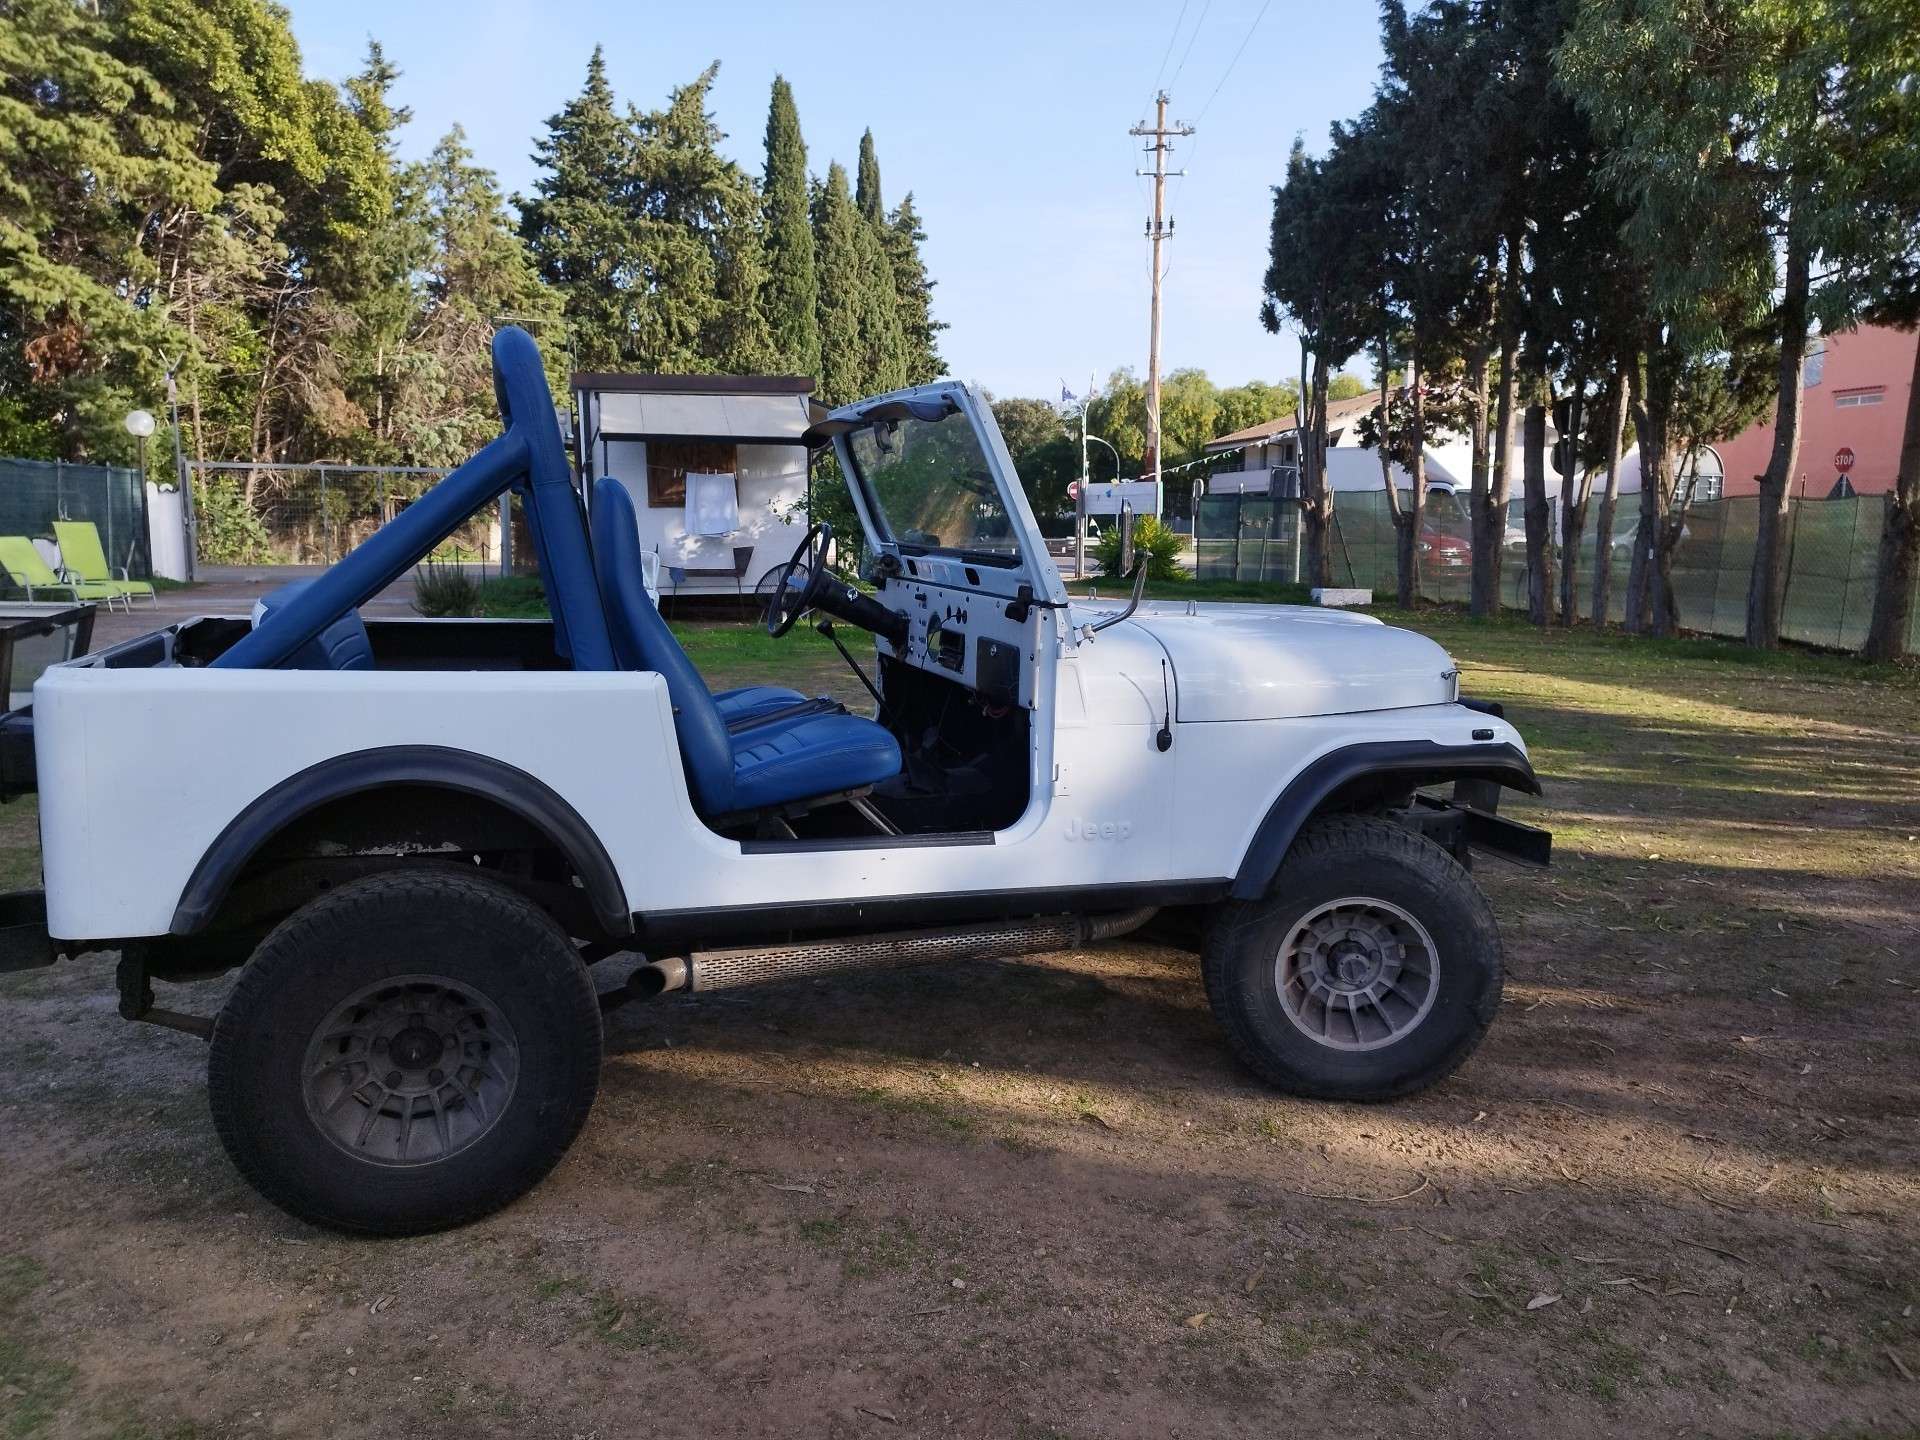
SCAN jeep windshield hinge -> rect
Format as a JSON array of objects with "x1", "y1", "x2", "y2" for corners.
[{"x1": 1004, "y1": 583, "x2": 1067, "y2": 623}]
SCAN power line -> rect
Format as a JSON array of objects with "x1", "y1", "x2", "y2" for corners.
[
  {"x1": 1147, "y1": 0, "x2": 1191, "y2": 103},
  {"x1": 1166, "y1": 0, "x2": 1212, "y2": 92},
  {"x1": 1194, "y1": 0, "x2": 1273, "y2": 122}
]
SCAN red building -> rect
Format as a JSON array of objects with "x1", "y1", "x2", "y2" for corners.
[{"x1": 1714, "y1": 324, "x2": 1916, "y2": 499}]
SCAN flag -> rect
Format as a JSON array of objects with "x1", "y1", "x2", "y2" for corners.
[{"x1": 1060, "y1": 381, "x2": 1077, "y2": 404}]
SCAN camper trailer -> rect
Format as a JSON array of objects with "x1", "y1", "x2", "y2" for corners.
[{"x1": 571, "y1": 372, "x2": 818, "y2": 601}]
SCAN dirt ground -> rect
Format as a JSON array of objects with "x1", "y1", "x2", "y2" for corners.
[{"x1": 2, "y1": 611, "x2": 1917, "y2": 1440}]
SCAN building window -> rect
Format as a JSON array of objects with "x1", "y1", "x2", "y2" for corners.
[
  {"x1": 1680, "y1": 474, "x2": 1723, "y2": 504},
  {"x1": 1834, "y1": 389, "x2": 1885, "y2": 408},
  {"x1": 647, "y1": 440, "x2": 736, "y2": 507}
]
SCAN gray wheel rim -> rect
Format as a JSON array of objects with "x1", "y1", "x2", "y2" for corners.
[
  {"x1": 301, "y1": 974, "x2": 519, "y2": 1167},
  {"x1": 1274, "y1": 897, "x2": 1440, "y2": 1053}
]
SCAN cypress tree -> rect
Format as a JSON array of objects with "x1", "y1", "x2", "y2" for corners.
[
  {"x1": 761, "y1": 76, "x2": 819, "y2": 379},
  {"x1": 854, "y1": 207, "x2": 908, "y2": 394},
  {"x1": 855, "y1": 129, "x2": 884, "y2": 224},
  {"x1": 885, "y1": 194, "x2": 945, "y2": 384},
  {"x1": 811, "y1": 163, "x2": 868, "y2": 403}
]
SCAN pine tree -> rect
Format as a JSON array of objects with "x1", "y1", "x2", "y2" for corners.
[
  {"x1": 885, "y1": 194, "x2": 945, "y2": 384},
  {"x1": 812, "y1": 163, "x2": 871, "y2": 403},
  {"x1": 636, "y1": 64, "x2": 773, "y2": 375},
  {"x1": 397, "y1": 127, "x2": 561, "y2": 466},
  {"x1": 854, "y1": 206, "x2": 907, "y2": 394},
  {"x1": 761, "y1": 76, "x2": 820, "y2": 379},
  {"x1": 337, "y1": 41, "x2": 428, "y2": 461},
  {"x1": 519, "y1": 47, "x2": 643, "y2": 371},
  {"x1": 855, "y1": 129, "x2": 884, "y2": 224}
]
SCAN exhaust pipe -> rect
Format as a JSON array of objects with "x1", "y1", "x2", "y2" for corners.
[{"x1": 628, "y1": 908, "x2": 1157, "y2": 1000}]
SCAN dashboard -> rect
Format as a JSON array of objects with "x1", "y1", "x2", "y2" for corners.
[{"x1": 876, "y1": 574, "x2": 1037, "y2": 709}]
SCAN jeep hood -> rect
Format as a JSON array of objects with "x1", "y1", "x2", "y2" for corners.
[{"x1": 1079, "y1": 601, "x2": 1457, "y2": 722}]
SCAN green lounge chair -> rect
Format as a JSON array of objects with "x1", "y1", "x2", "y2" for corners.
[
  {"x1": 52, "y1": 520, "x2": 156, "y2": 608},
  {"x1": 0, "y1": 536, "x2": 124, "y2": 608}
]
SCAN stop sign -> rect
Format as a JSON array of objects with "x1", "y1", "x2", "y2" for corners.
[{"x1": 1835, "y1": 446, "x2": 1856, "y2": 473}]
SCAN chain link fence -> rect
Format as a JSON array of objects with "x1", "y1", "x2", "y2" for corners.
[
  {"x1": 1195, "y1": 489, "x2": 1920, "y2": 652},
  {"x1": 184, "y1": 462, "x2": 502, "y2": 567},
  {"x1": 0, "y1": 457, "x2": 152, "y2": 579}
]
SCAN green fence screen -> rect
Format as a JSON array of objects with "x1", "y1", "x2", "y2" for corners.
[
  {"x1": 1193, "y1": 489, "x2": 1920, "y2": 652},
  {"x1": 0, "y1": 457, "x2": 151, "y2": 580}
]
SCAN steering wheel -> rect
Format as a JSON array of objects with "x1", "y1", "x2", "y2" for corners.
[{"x1": 765, "y1": 522, "x2": 833, "y2": 638}]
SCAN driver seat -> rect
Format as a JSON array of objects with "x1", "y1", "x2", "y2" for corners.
[{"x1": 591, "y1": 478, "x2": 902, "y2": 822}]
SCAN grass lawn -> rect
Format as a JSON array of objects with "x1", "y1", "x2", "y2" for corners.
[{"x1": 0, "y1": 601, "x2": 1915, "y2": 1437}]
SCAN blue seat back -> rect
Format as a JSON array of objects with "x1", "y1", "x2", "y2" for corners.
[
  {"x1": 590, "y1": 479, "x2": 735, "y2": 814},
  {"x1": 254, "y1": 582, "x2": 373, "y2": 670}
]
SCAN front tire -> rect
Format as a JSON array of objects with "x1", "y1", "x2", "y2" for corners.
[
  {"x1": 208, "y1": 870, "x2": 603, "y2": 1235},
  {"x1": 1203, "y1": 814, "x2": 1502, "y2": 1100}
]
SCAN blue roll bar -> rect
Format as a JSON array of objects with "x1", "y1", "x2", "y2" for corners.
[{"x1": 213, "y1": 327, "x2": 616, "y2": 672}]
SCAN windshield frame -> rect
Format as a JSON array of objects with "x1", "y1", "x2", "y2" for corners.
[{"x1": 841, "y1": 392, "x2": 1026, "y2": 569}]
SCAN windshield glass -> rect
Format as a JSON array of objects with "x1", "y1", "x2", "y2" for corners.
[{"x1": 848, "y1": 407, "x2": 1019, "y2": 563}]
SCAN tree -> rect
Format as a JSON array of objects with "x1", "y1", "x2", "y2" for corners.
[
  {"x1": 391, "y1": 126, "x2": 561, "y2": 467},
  {"x1": 885, "y1": 194, "x2": 945, "y2": 384},
  {"x1": 989, "y1": 395, "x2": 1075, "y2": 527},
  {"x1": 1214, "y1": 380, "x2": 1298, "y2": 439},
  {"x1": 1562, "y1": 0, "x2": 1906, "y2": 649},
  {"x1": 1853, "y1": 0, "x2": 1920, "y2": 660},
  {"x1": 522, "y1": 57, "x2": 774, "y2": 376},
  {"x1": 855, "y1": 128, "x2": 884, "y2": 225},
  {"x1": 518, "y1": 48, "x2": 642, "y2": 372},
  {"x1": 761, "y1": 76, "x2": 819, "y2": 378},
  {"x1": 811, "y1": 162, "x2": 872, "y2": 402},
  {"x1": 1262, "y1": 133, "x2": 1379, "y2": 587}
]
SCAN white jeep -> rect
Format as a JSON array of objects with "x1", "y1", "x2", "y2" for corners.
[{"x1": 0, "y1": 329, "x2": 1548, "y2": 1234}]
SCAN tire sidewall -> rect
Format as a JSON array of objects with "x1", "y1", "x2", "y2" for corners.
[
  {"x1": 1213, "y1": 822, "x2": 1501, "y2": 1098},
  {"x1": 210, "y1": 873, "x2": 602, "y2": 1234}
]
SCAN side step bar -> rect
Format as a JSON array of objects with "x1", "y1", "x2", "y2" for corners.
[{"x1": 627, "y1": 908, "x2": 1160, "y2": 1000}]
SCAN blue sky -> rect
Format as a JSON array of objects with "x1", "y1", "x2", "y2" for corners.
[{"x1": 284, "y1": 1, "x2": 1385, "y2": 399}]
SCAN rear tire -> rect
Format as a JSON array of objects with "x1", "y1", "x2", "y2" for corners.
[
  {"x1": 208, "y1": 870, "x2": 602, "y2": 1235},
  {"x1": 1203, "y1": 814, "x2": 1502, "y2": 1100}
]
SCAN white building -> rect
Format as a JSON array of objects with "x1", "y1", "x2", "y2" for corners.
[{"x1": 571, "y1": 372, "x2": 819, "y2": 600}]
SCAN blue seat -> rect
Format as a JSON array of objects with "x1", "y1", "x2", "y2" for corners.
[
  {"x1": 590, "y1": 479, "x2": 901, "y2": 819},
  {"x1": 717, "y1": 684, "x2": 812, "y2": 724},
  {"x1": 253, "y1": 582, "x2": 373, "y2": 671}
]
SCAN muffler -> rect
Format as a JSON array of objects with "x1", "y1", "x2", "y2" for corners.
[{"x1": 627, "y1": 908, "x2": 1157, "y2": 999}]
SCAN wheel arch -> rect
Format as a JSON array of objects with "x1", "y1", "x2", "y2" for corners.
[
  {"x1": 170, "y1": 745, "x2": 632, "y2": 938},
  {"x1": 1230, "y1": 740, "x2": 1540, "y2": 901}
]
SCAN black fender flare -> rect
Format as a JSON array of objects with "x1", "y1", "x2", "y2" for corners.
[
  {"x1": 170, "y1": 745, "x2": 632, "y2": 937},
  {"x1": 1230, "y1": 739, "x2": 1541, "y2": 900}
]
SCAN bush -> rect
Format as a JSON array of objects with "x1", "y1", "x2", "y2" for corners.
[
  {"x1": 192, "y1": 475, "x2": 273, "y2": 565},
  {"x1": 413, "y1": 560, "x2": 480, "y2": 617},
  {"x1": 1091, "y1": 515, "x2": 1185, "y2": 583}
]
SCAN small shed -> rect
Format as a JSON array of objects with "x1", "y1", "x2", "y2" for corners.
[{"x1": 571, "y1": 372, "x2": 819, "y2": 599}]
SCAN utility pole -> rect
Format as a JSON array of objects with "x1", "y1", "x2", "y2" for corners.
[{"x1": 1131, "y1": 92, "x2": 1193, "y2": 488}]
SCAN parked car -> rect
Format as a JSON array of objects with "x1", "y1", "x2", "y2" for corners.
[{"x1": 0, "y1": 329, "x2": 1549, "y2": 1235}]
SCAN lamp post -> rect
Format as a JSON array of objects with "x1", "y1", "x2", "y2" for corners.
[
  {"x1": 123, "y1": 409, "x2": 156, "y2": 584},
  {"x1": 1077, "y1": 433, "x2": 1122, "y2": 581},
  {"x1": 123, "y1": 408, "x2": 154, "y2": 482}
]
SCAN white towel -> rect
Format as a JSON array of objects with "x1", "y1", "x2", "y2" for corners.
[{"x1": 684, "y1": 471, "x2": 739, "y2": 536}]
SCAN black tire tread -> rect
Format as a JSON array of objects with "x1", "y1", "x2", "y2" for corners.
[
  {"x1": 1202, "y1": 812, "x2": 1502, "y2": 1101},
  {"x1": 208, "y1": 869, "x2": 602, "y2": 1236}
]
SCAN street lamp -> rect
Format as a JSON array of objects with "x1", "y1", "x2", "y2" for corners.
[
  {"x1": 1075, "y1": 434, "x2": 1124, "y2": 581},
  {"x1": 123, "y1": 408, "x2": 155, "y2": 483}
]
